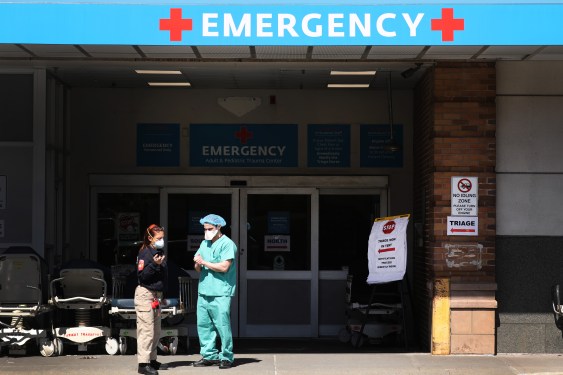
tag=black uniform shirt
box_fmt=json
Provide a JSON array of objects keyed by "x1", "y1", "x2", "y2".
[{"x1": 136, "y1": 246, "x2": 167, "y2": 292}]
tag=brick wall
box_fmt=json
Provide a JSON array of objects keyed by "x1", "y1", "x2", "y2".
[{"x1": 413, "y1": 62, "x2": 497, "y2": 351}]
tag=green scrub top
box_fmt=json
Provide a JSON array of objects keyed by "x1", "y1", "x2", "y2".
[{"x1": 195, "y1": 235, "x2": 237, "y2": 297}]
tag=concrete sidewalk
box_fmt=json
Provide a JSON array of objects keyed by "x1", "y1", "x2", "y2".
[{"x1": 3, "y1": 352, "x2": 563, "y2": 375}]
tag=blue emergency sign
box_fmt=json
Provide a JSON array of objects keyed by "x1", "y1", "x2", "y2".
[{"x1": 0, "y1": 2, "x2": 562, "y2": 45}]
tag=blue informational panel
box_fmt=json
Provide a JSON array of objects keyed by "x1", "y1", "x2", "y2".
[
  {"x1": 189, "y1": 124, "x2": 298, "y2": 167},
  {"x1": 360, "y1": 124, "x2": 403, "y2": 168},
  {"x1": 307, "y1": 124, "x2": 350, "y2": 168},
  {"x1": 1, "y1": 3, "x2": 563, "y2": 46},
  {"x1": 267, "y1": 211, "x2": 290, "y2": 234},
  {"x1": 136, "y1": 123, "x2": 180, "y2": 167}
]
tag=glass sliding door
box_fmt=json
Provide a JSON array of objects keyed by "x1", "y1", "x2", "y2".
[
  {"x1": 90, "y1": 176, "x2": 388, "y2": 339},
  {"x1": 239, "y1": 188, "x2": 318, "y2": 337}
]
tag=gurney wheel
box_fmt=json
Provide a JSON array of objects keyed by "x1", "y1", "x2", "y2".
[
  {"x1": 55, "y1": 338, "x2": 64, "y2": 356},
  {"x1": 39, "y1": 338, "x2": 57, "y2": 357},
  {"x1": 118, "y1": 337, "x2": 128, "y2": 355},
  {"x1": 105, "y1": 337, "x2": 119, "y2": 355},
  {"x1": 169, "y1": 336, "x2": 178, "y2": 355},
  {"x1": 351, "y1": 332, "x2": 366, "y2": 348}
]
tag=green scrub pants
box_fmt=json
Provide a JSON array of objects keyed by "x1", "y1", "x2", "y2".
[{"x1": 197, "y1": 295, "x2": 234, "y2": 362}]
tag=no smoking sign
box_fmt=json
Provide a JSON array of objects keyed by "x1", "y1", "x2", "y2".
[{"x1": 451, "y1": 176, "x2": 478, "y2": 216}]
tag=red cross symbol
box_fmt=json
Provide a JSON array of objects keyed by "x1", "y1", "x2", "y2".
[
  {"x1": 431, "y1": 8, "x2": 464, "y2": 42},
  {"x1": 235, "y1": 127, "x2": 253, "y2": 144},
  {"x1": 160, "y1": 8, "x2": 193, "y2": 42}
]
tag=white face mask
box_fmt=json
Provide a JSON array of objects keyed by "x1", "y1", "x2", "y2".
[
  {"x1": 154, "y1": 239, "x2": 164, "y2": 249},
  {"x1": 205, "y1": 229, "x2": 218, "y2": 241}
]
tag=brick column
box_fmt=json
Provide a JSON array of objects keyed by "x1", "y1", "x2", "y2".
[{"x1": 413, "y1": 62, "x2": 497, "y2": 354}]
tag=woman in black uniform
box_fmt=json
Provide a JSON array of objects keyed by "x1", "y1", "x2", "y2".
[{"x1": 134, "y1": 224, "x2": 168, "y2": 375}]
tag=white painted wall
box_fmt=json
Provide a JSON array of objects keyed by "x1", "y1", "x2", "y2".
[
  {"x1": 69, "y1": 88, "x2": 414, "y2": 257},
  {"x1": 497, "y1": 61, "x2": 563, "y2": 235}
]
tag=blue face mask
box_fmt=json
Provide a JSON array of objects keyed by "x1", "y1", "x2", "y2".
[{"x1": 154, "y1": 239, "x2": 164, "y2": 249}]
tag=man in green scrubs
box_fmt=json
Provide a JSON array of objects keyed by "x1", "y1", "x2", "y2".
[{"x1": 193, "y1": 214, "x2": 237, "y2": 369}]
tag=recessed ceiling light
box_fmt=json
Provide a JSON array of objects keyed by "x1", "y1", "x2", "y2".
[
  {"x1": 135, "y1": 70, "x2": 182, "y2": 75},
  {"x1": 330, "y1": 70, "x2": 377, "y2": 76},
  {"x1": 148, "y1": 82, "x2": 191, "y2": 87},
  {"x1": 327, "y1": 83, "x2": 370, "y2": 88}
]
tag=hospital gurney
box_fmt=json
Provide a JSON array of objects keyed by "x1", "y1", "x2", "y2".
[
  {"x1": 0, "y1": 247, "x2": 53, "y2": 356},
  {"x1": 339, "y1": 274, "x2": 408, "y2": 349},
  {"x1": 49, "y1": 264, "x2": 114, "y2": 355},
  {"x1": 109, "y1": 265, "x2": 197, "y2": 355}
]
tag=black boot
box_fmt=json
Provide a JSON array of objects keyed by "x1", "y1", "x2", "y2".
[
  {"x1": 151, "y1": 360, "x2": 168, "y2": 370},
  {"x1": 138, "y1": 363, "x2": 159, "y2": 375}
]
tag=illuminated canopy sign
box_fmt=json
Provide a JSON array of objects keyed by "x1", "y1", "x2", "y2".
[{"x1": 0, "y1": 3, "x2": 562, "y2": 45}]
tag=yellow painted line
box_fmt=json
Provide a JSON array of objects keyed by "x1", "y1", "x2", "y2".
[{"x1": 432, "y1": 277, "x2": 451, "y2": 355}]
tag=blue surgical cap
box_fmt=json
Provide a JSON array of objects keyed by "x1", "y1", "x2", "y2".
[{"x1": 200, "y1": 214, "x2": 227, "y2": 227}]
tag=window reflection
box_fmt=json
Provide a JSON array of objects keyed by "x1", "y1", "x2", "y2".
[{"x1": 96, "y1": 193, "x2": 159, "y2": 267}]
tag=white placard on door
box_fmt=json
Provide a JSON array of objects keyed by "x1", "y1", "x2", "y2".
[{"x1": 447, "y1": 216, "x2": 478, "y2": 236}]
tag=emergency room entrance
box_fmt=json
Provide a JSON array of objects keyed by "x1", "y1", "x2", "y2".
[{"x1": 91, "y1": 175, "x2": 387, "y2": 338}]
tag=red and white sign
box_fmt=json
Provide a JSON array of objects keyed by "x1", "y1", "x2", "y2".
[
  {"x1": 451, "y1": 176, "x2": 478, "y2": 216},
  {"x1": 367, "y1": 214, "x2": 410, "y2": 284},
  {"x1": 264, "y1": 235, "x2": 290, "y2": 252},
  {"x1": 55, "y1": 326, "x2": 109, "y2": 344},
  {"x1": 447, "y1": 216, "x2": 478, "y2": 236}
]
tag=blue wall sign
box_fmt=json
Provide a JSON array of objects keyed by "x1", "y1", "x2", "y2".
[
  {"x1": 137, "y1": 123, "x2": 180, "y2": 167},
  {"x1": 268, "y1": 211, "x2": 290, "y2": 234},
  {"x1": 307, "y1": 124, "x2": 350, "y2": 168},
  {"x1": 360, "y1": 124, "x2": 403, "y2": 168},
  {"x1": 0, "y1": 3, "x2": 562, "y2": 45},
  {"x1": 189, "y1": 124, "x2": 298, "y2": 167}
]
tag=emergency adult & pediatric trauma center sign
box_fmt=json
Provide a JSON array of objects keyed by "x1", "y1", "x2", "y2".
[
  {"x1": 367, "y1": 214, "x2": 410, "y2": 284},
  {"x1": 1, "y1": 2, "x2": 563, "y2": 46}
]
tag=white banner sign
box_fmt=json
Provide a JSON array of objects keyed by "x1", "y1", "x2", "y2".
[
  {"x1": 447, "y1": 216, "x2": 478, "y2": 236},
  {"x1": 451, "y1": 176, "x2": 478, "y2": 216},
  {"x1": 367, "y1": 214, "x2": 410, "y2": 284}
]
